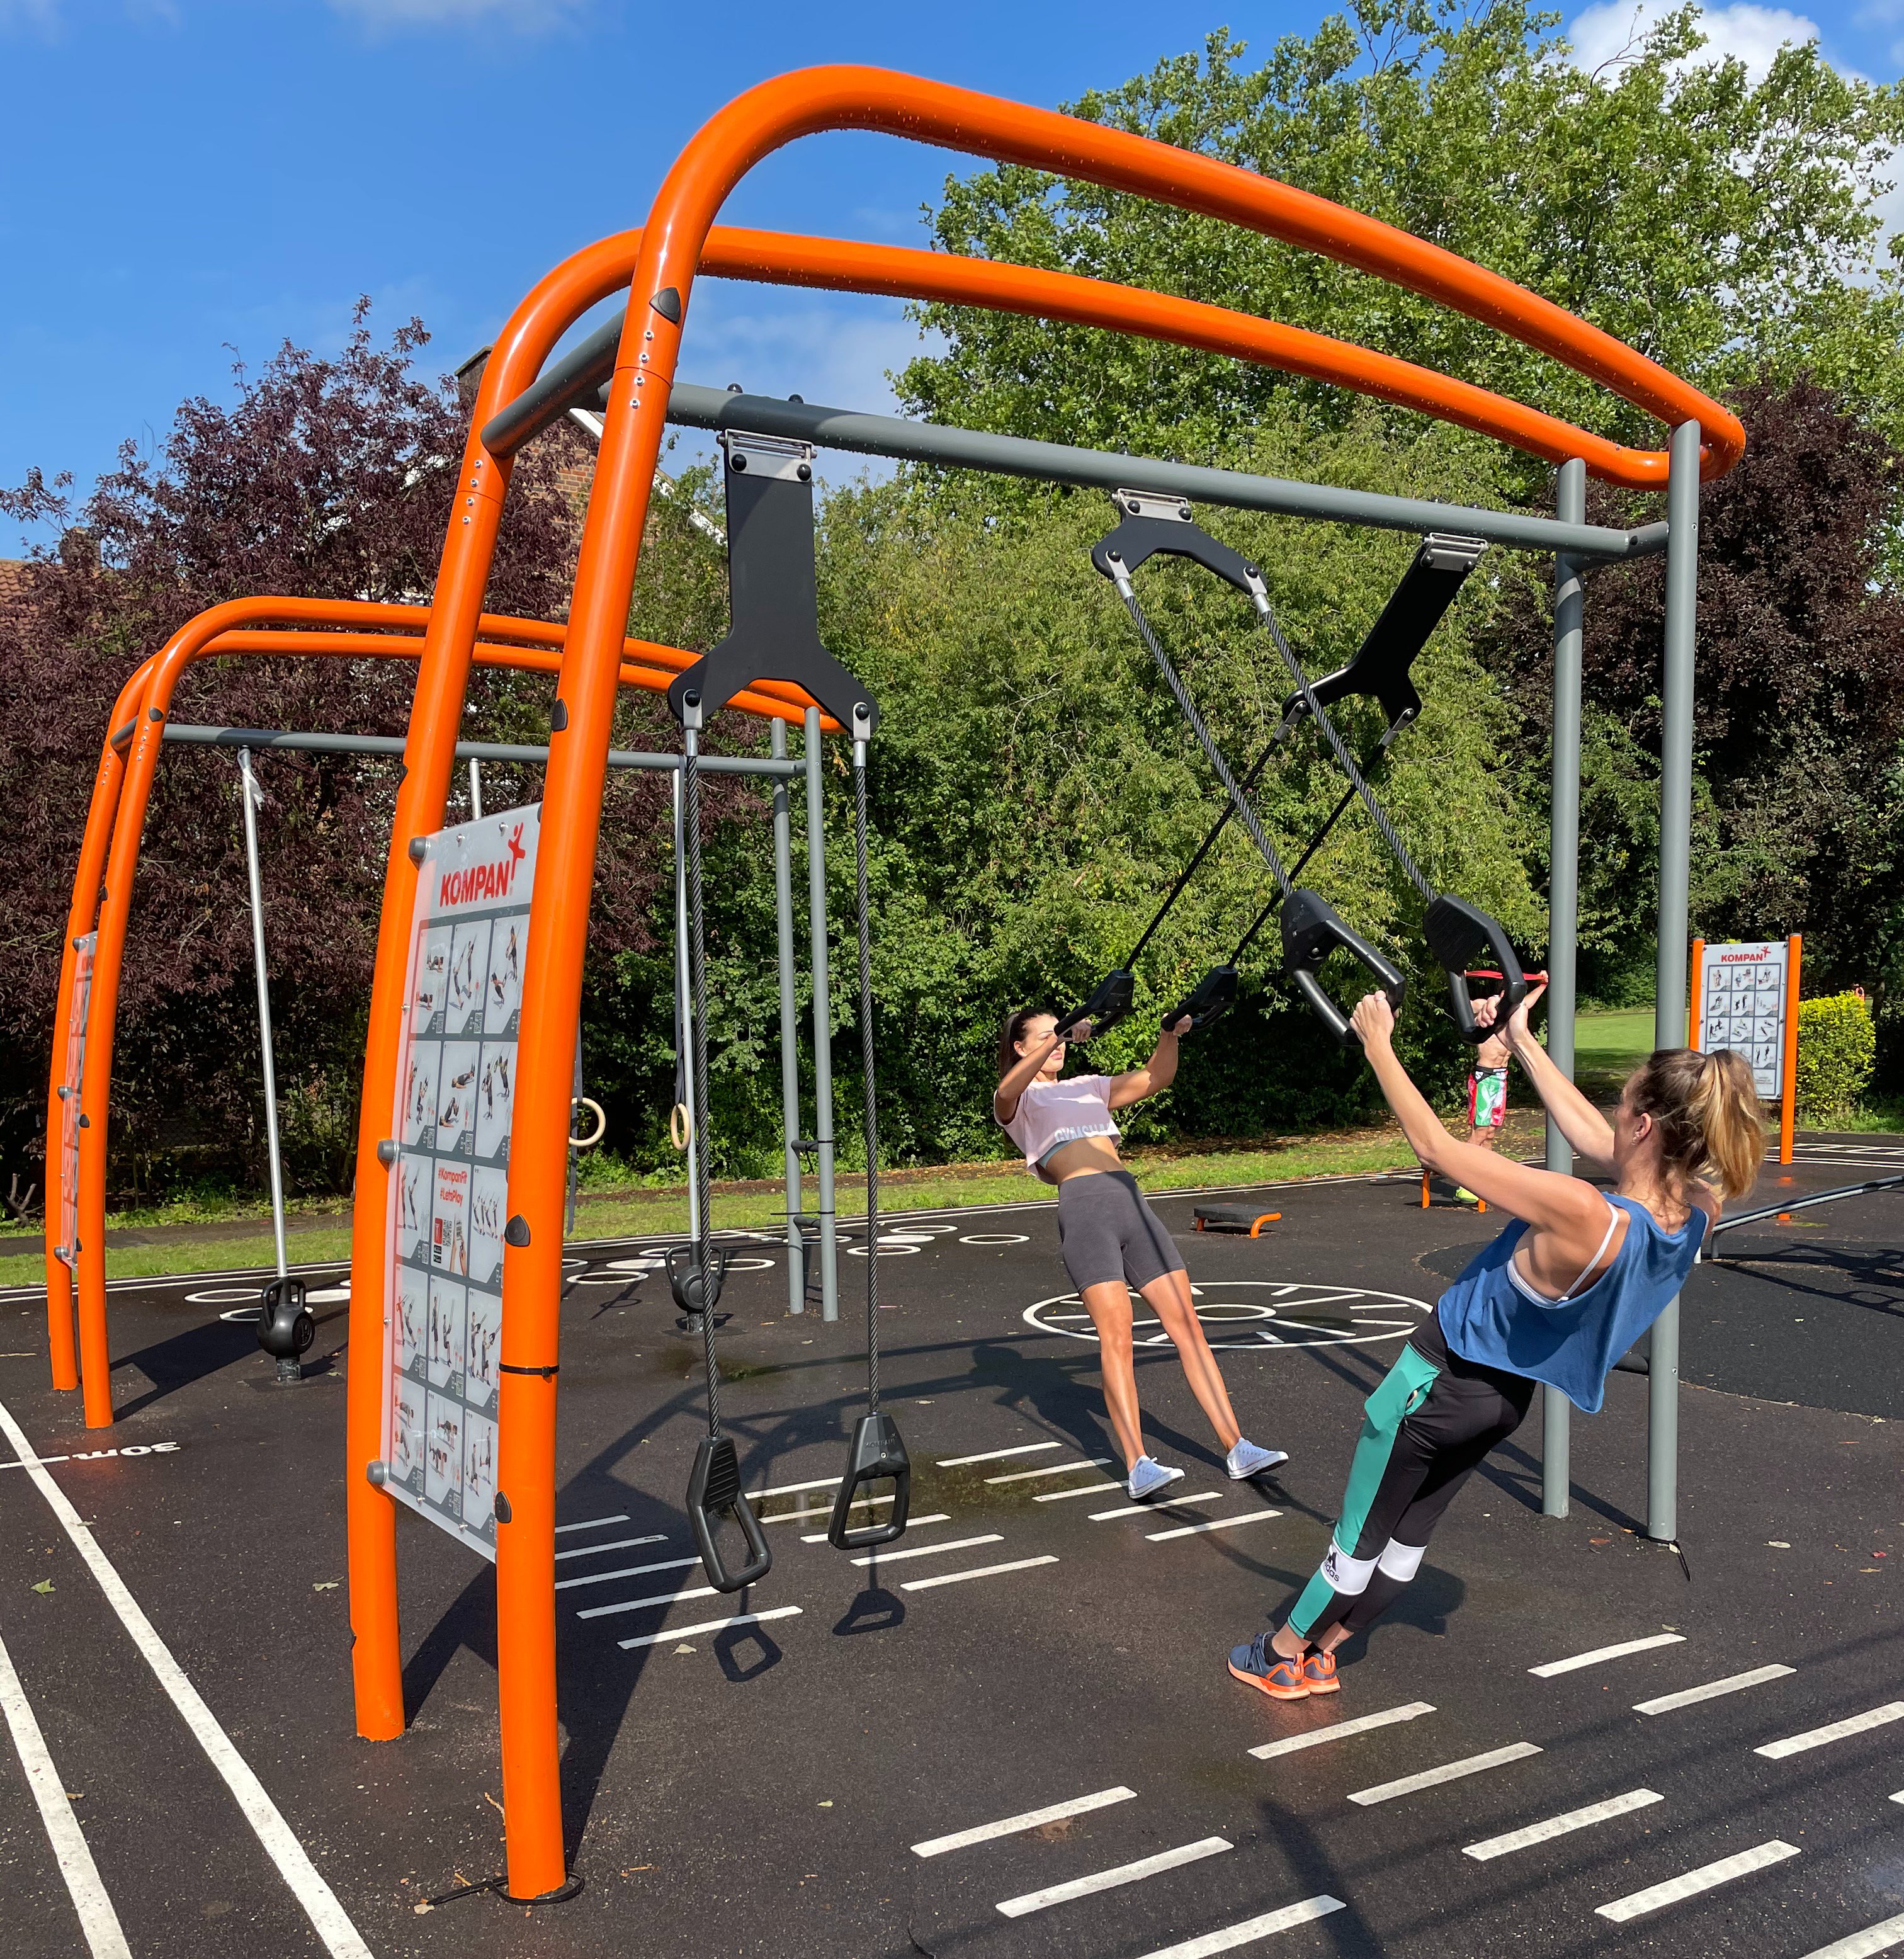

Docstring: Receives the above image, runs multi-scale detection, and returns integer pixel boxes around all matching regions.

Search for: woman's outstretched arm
[1483,986,1616,1176]
[1351,994,1608,1235]
[994,1027,1068,1125]
[1108,1016,1192,1109]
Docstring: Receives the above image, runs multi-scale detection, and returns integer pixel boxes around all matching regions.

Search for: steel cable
[682,736,721,1438]
[851,741,880,1411]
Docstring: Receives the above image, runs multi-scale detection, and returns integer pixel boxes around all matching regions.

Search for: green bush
[1795,993,1877,1121]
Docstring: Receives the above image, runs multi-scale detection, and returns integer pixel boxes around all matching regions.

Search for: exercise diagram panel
[1697,938,1789,1098]
[378,803,540,1561]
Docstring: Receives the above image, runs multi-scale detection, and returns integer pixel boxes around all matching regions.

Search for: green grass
[1573,1007,1658,1096]
[1,1130,1424,1288]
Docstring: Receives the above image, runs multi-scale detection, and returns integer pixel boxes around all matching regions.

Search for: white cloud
[0,0,61,35]
[326,0,586,28]
[1567,1,1820,81]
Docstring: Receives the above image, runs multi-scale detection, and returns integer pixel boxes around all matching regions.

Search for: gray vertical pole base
[1542,457,1587,1520]
[803,709,839,1322]
[771,720,806,1315]
[1647,419,1701,1546]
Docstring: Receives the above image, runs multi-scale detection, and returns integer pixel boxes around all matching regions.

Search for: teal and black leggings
[1288,1314,1536,1642]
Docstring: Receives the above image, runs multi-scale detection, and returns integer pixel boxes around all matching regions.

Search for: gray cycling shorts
[1057,1169,1188,1294]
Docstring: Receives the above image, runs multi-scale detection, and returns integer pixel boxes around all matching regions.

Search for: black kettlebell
[666,1244,727,1316]
[257,1276,315,1378]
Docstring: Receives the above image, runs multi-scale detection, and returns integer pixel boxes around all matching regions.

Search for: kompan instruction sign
[380,807,538,1560]
[1696,939,1789,1099]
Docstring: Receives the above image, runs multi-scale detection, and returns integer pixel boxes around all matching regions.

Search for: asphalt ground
[1,1138,1901,1958]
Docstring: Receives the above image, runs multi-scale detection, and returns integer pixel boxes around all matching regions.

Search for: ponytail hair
[999,1007,1053,1080]
[1625,1047,1765,1202]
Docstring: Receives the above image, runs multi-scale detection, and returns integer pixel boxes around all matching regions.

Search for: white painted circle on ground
[960,1232,1031,1246]
[847,1242,920,1258]
[190,1285,268,1306]
[218,1306,263,1324]
[606,1258,666,1273]
[723,1257,775,1273]
[1022,1279,1429,1351]
[306,1286,349,1305]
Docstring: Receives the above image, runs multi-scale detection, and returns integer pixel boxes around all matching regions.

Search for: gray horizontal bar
[1708,1171,1904,1239]
[481,317,621,458]
[161,725,802,776]
[662,385,1665,560]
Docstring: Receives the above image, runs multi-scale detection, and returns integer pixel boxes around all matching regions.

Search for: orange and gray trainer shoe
[1301,1647,1340,1695]
[1228,1632,1310,1700]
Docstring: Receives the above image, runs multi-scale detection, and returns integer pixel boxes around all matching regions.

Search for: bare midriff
[1041,1135,1125,1184]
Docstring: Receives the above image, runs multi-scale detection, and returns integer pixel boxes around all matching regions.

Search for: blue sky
[1,0,1897,547]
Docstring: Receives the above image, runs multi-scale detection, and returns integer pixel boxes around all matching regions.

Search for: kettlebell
[257,1276,315,1382]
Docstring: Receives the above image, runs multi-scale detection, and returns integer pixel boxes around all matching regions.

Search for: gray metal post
[468,756,484,821]
[236,748,289,1283]
[1650,419,1703,1544]
[771,720,807,1314]
[803,707,839,1322]
[1543,458,1587,1518]
[672,769,701,1247]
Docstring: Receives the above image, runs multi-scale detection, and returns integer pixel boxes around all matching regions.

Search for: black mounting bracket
[667,430,880,735]
[1090,489,1260,597]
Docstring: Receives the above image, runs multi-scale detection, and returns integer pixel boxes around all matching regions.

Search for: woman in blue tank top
[1228,982,1765,1703]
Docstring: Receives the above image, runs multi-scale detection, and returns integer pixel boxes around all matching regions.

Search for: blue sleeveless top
[1434,1195,1706,1414]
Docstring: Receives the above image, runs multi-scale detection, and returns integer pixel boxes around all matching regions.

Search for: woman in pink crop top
[994,1007,1287,1501]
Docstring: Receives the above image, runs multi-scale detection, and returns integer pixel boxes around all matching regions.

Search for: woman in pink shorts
[994,1008,1287,1501]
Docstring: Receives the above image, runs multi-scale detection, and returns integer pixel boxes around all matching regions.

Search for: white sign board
[379,806,539,1560]
[1696,939,1788,1099]
[55,932,96,1267]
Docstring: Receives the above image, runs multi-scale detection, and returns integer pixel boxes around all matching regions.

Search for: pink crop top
[1000,1074,1119,1174]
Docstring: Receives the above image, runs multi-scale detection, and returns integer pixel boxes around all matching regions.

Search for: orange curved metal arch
[55,604,812,1425]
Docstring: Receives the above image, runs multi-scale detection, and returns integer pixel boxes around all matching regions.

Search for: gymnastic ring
[569,1096,608,1150]
[669,1102,691,1152]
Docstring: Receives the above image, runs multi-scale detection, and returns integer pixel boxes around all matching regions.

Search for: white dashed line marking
[1595,1839,1799,1922]
[1755,1703,1904,1760]
[1801,1909,1904,1957]
[1348,1742,1541,1807]
[995,1836,1231,1918]
[851,1534,1003,1567]
[983,1457,1113,1484]
[1131,1895,1347,1956]
[910,1786,1136,1858]
[1147,1509,1283,1542]
[900,1556,1060,1592]
[1247,1703,1436,1761]
[616,1608,802,1650]
[1529,1633,1684,1677]
[1634,1664,1795,1715]
[1463,1788,1662,1861]
[936,1444,1061,1467]
[553,1513,632,1535]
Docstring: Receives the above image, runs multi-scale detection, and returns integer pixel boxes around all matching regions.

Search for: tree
[900,5,1904,477]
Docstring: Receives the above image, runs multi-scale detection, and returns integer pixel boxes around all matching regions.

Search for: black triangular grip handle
[827,1412,912,1549]
[1163,964,1238,1034]
[1279,889,1407,1048]
[1424,895,1527,1045]
[687,1434,772,1593]
[1055,968,1135,1044]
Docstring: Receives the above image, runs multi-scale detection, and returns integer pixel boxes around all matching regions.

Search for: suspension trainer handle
[1279,889,1408,1048]
[687,1433,772,1593]
[1161,963,1238,1035]
[827,1411,912,1549]
[1424,895,1529,1044]
[1055,968,1136,1044]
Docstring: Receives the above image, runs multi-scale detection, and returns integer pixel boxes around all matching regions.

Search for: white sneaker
[1227,1439,1289,1480]
[1126,1456,1186,1501]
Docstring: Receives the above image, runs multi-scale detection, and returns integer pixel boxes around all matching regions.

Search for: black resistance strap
[828,705,913,1551]
[1090,492,1406,1048]
[677,721,771,1593]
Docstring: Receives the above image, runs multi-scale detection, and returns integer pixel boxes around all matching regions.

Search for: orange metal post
[1781,934,1801,1165]
[1687,939,1704,1047]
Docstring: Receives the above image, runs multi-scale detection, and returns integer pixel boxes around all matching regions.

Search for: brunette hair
[998,1006,1055,1079]
[1624,1047,1764,1202]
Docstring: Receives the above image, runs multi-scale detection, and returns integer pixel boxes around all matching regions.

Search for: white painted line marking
[852,1533,1002,1567]
[1530,1633,1685,1676]
[1803,1909,1904,1957]
[1248,1702,1436,1760]
[553,1533,667,1562]
[1147,1509,1283,1542]
[555,1556,700,1593]
[983,1457,1113,1484]
[554,1513,631,1535]
[1892,1791,1904,1807]
[1089,1493,1223,1521]
[910,1785,1137,1857]
[746,1475,841,1499]
[771,1495,893,1528]
[1463,1787,1663,1861]
[1595,1839,1799,1922]
[577,1585,717,1621]
[1755,1702,1904,1759]
[617,1607,802,1650]
[802,1512,948,1544]
[1132,1895,1347,1957]
[0,1618,132,1958]
[0,1395,374,1959]
[1348,1742,1541,1807]
[995,1836,1231,1918]
[1034,1482,1123,1503]
[937,1443,1062,1467]
[901,1556,1060,1592]
[1635,1664,1795,1715]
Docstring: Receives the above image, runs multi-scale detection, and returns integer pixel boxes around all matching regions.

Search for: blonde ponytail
[1627,1047,1765,1203]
